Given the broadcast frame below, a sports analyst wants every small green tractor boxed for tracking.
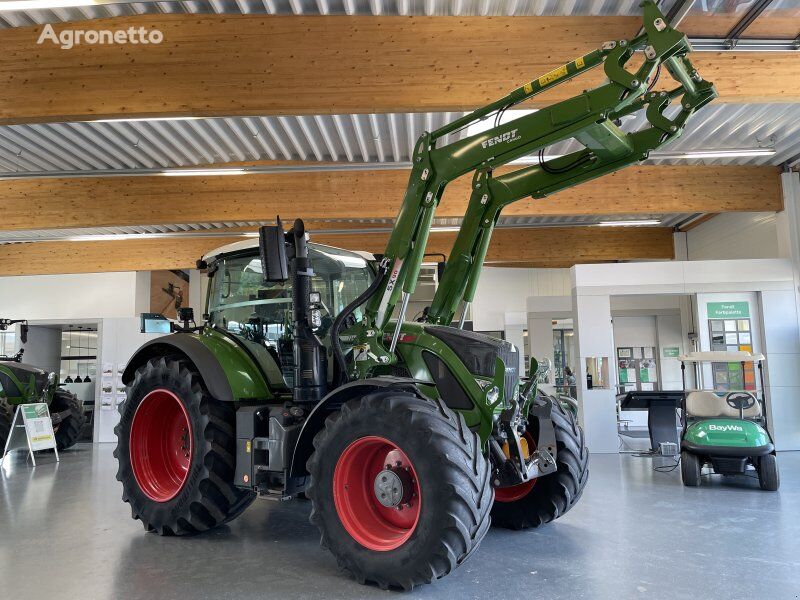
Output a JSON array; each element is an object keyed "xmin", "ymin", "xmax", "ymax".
[
  {"xmin": 114, "ymin": 2, "xmax": 716, "ymax": 589},
  {"xmin": 0, "ymin": 319, "xmax": 87, "ymax": 453}
]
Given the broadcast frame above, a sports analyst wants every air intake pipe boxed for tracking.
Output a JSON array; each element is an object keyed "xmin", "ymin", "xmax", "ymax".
[{"xmin": 289, "ymin": 219, "xmax": 327, "ymax": 404}]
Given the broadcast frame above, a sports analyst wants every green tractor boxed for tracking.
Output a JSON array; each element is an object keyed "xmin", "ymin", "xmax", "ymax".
[
  {"xmin": 114, "ymin": 2, "xmax": 716, "ymax": 589},
  {"xmin": 679, "ymin": 351, "xmax": 779, "ymax": 491},
  {"xmin": 0, "ymin": 319, "xmax": 87, "ymax": 453}
]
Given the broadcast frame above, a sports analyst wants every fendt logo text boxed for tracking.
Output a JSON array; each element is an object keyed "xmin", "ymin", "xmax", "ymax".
[
  {"xmin": 37, "ymin": 23, "xmax": 164, "ymax": 50},
  {"xmin": 481, "ymin": 129, "xmax": 521, "ymax": 149}
]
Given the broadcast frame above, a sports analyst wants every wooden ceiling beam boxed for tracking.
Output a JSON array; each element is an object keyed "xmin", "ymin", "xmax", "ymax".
[
  {"xmin": 0, "ymin": 165, "xmax": 781, "ymax": 232},
  {"xmin": 0, "ymin": 226, "xmax": 675, "ymax": 276},
  {"xmin": 1, "ymin": 15, "xmax": 798, "ymax": 125}
]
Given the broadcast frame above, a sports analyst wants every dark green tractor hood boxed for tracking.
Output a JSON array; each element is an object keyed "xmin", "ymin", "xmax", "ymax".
[{"xmin": 0, "ymin": 360, "xmax": 52, "ymax": 403}]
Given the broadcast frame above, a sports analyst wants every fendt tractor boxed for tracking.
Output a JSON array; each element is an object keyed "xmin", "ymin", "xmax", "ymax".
[
  {"xmin": 1, "ymin": 319, "xmax": 86, "ymax": 452},
  {"xmin": 114, "ymin": 2, "xmax": 716, "ymax": 589}
]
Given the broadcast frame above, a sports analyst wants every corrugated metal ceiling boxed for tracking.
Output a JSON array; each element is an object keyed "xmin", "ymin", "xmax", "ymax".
[
  {"xmin": 0, "ymin": 103, "xmax": 796, "ymax": 175},
  {"xmin": 0, "ymin": 213, "xmax": 693, "ymax": 244},
  {"xmin": 1, "ymin": 0, "xmax": 798, "ymax": 26}
]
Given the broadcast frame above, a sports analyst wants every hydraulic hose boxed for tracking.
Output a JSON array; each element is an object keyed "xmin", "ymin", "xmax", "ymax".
[{"xmin": 331, "ymin": 261, "xmax": 389, "ymax": 385}]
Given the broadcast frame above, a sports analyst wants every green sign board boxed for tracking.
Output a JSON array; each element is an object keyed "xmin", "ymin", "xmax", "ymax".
[
  {"xmin": 662, "ymin": 346, "xmax": 680, "ymax": 358},
  {"xmin": 707, "ymin": 301, "xmax": 750, "ymax": 319}
]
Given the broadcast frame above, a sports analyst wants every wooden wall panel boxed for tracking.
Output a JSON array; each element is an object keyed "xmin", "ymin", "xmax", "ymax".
[
  {"xmin": 0, "ymin": 166, "xmax": 781, "ymax": 231},
  {"xmin": 0, "ymin": 226, "xmax": 674, "ymax": 276},
  {"xmin": 1, "ymin": 16, "xmax": 797, "ymax": 124}
]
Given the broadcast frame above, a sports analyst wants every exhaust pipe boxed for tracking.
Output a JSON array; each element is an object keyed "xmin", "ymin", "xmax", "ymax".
[{"xmin": 289, "ymin": 219, "xmax": 327, "ymax": 405}]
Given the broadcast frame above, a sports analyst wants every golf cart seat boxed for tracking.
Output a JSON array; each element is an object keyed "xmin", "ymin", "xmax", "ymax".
[{"xmin": 686, "ymin": 390, "xmax": 762, "ymax": 419}]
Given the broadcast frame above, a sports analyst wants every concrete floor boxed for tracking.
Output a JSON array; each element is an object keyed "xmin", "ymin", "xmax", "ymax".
[{"xmin": 1, "ymin": 445, "xmax": 799, "ymax": 600}]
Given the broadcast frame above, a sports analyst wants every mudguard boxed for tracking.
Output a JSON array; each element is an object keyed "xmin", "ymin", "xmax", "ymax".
[
  {"xmin": 288, "ymin": 376, "xmax": 425, "ymax": 478},
  {"xmin": 122, "ymin": 331, "xmax": 272, "ymax": 402}
]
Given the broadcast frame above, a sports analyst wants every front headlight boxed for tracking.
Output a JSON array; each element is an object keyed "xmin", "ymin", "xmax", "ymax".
[{"xmin": 486, "ymin": 386, "xmax": 500, "ymax": 404}]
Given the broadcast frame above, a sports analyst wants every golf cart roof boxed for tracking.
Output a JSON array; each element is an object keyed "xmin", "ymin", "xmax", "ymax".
[
  {"xmin": 201, "ymin": 238, "xmax": 376, "ymax": 263},
  {"xmin": 678, "ymin": 350, "xmax": 765, "ymax": 363}
]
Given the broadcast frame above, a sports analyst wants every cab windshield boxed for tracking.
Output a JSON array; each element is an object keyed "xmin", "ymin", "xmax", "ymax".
[{"xmin": 207, "ymin": 244, "xmax": 374, "ymax": 347}]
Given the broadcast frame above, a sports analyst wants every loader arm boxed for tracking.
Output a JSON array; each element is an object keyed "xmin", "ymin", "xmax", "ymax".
[{"xmin": 339, "ymin": 0, "xmax": 717, "ymax": 379}]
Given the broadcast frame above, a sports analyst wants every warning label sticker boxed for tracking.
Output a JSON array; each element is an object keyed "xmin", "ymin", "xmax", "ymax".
[{"xmin": 538, "ymin": 65, "xmax": 569, "ymax": 87}]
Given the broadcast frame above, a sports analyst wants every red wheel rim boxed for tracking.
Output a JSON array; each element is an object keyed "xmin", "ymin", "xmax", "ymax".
[
  {"xmin": 494, "ymin": 432, "xmax": 537, "ymax": 503},
  {"xmin": 129, "ymin": 389, "xmax": 192, "ymax": 503},
  {"xmin": 333, "ymin": 436, "xmax": 422, "ymax": 552}
]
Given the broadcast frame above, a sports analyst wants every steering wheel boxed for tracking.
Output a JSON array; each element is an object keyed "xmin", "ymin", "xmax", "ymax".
[{"xmin": 726, "ymin": 392, "xmax": 756, "ymax": 412}]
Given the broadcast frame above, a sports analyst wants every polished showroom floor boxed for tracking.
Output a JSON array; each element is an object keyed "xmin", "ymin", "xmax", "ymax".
[{"xmin": 1, "ymin": 444, "xmax": 798, "ymax": 600}]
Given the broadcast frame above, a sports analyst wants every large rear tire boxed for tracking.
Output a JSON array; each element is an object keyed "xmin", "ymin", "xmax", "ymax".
[
  {"xmin": 0, "ymin": 397, "xmax": 12, "ymax": 453},
  {"xmin": 758, "ymin": 453, "xmax": 779, "ymax": 491},
  {"xmin": 51, "ymin": 389, "xmax": 86, "ymax": 450},
  {"xmin": 681, "ymin": 451, "xmax": 701, "ymax": 487},
  {"xmin": 114, "ymin": 356, "xmax": 255, "ymax": 535},
  {"xmin": 491, "ymin": 398, "xmax": 589, "ymax": 529},
  {"xmin": 307, "ymin": 390, "xmax": 492, "ymax": 590}
]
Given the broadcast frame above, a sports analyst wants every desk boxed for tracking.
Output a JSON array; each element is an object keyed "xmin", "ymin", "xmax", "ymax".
[{"xmin": 618, "ymin": 391, "xmax": 684, "ymax": 451}]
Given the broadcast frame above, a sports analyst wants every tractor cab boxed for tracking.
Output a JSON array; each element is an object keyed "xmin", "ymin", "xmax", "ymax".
[
  {"xmin": 678, "ymin": 351, "xmax": 778, "ymax": 490},
  {"xmin": 201, "ymin": 237, "xmax": 375, "ymax": 391}
]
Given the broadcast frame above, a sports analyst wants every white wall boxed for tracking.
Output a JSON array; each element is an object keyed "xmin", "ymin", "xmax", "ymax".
[
  {"xmin": 20, "ymin": 326, "xmax": 62, "ymax": 376},
  {"xmin": 0, "ymin": 272, "xmax": 145, "ymax": 319},
  {"xmin": 95, "ymin": 318, "xmax": 167, "ymax": 443},
  {"xmin": 472, "ymin": 267, "xmax": 570, "ymax": 331},
  {"xmin": 685, "ymin": 212, "xmax": 780, "ymax": 261}
]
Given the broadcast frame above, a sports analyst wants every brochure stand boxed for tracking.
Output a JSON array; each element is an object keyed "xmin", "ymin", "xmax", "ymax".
[{"xmin": 1, "ymin": 403, "xmax": 59, "ymax": 467}]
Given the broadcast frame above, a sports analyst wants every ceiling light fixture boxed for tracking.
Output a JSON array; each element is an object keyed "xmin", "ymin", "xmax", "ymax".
[
  {"xmin": 650, "ymin": 148, "xmax": 776, "ymax": 160},
  {"xmin": 0, "ymin": 0, "xmax": 97, "ymax": 10},
  {"xmin": 161, "ymin": 168, "xmax": 247, "ymax": 177},
  {"xmin": 597, "ymin": 220, "xmax": 662, "ymax": 227}
]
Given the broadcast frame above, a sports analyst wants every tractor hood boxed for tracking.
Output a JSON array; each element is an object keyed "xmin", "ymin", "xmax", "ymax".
[{"xmin": 0, "ymin": 361, "xmax": 52, "ymax": 400}]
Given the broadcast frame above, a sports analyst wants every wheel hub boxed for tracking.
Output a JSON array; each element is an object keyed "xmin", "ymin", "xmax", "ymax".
[{"xmin": 373, "ymin": 467, "xmax": 412, "ymax": 508}]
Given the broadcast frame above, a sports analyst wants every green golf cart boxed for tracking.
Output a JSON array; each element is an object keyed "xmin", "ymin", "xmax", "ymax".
[{"xmin": 679, "ymin": 351, "xmax": 778, "ymax": 491}]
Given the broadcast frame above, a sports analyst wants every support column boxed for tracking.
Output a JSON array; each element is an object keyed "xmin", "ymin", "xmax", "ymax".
[
  {"xmin": 572, "ymin": 291, "xmax": 619, "ymax": 453},
  {"xmin": 528, "ymin": 316, "xmax": 555, "ymax": 384},
  {"xmin": 503, "ymin": 311, "xmax": 527, "ymax": 375}
]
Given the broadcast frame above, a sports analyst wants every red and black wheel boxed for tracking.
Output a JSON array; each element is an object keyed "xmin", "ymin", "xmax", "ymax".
[
  {"xmin": 491, "ymin": 398, "xmax": 589, "ymax": 529},
  {"xmin": 493, "ymin": 432, "xmax": 537, "ymax": 504},
  {"xmin": 114, "ymin": 356, "xmax": 255, "ymax": 535},
  {"xmin": 307, "ymin": 389, "xmax": 492, "ymax": 590}
]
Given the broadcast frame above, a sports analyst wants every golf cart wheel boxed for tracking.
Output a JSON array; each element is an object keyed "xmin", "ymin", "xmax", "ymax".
[
  {"xmin": 681, "ymin": 451, "xmax": 701, "ymax": 487},
  {"xmin": 51, "ymin": 389, "xmax": 86, "ymax": 450},
  {"xmin": 307, "ymin": 390, "xmax": 492, "ymax": 591},
  {"xmin": 758, "ymin": 454, "xmax": 779, "ymax": 491},
  {"xmin": 491, "ymin": 398, "xmax": 589, "ymax": 530},
  {"xmin": 114, "ymin": 356, "xmax": 255, "ymax": 535},
  {"xmin": 0, "ymin": 397, "xmax": 12, "ymax": 453}
]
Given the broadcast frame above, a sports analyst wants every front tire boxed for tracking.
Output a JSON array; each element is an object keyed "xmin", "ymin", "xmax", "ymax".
[
  {"xmin": 114, "ymin": 356, "xmax": 255, "ymax": 535},
  {"xmin": 758, "ymin": 453, "xmax": 779, "ymax": 491},
  {"xmin": 681, "ymin": 451, "xmax": 701, "ymax": 487},
  {"xmin": 307, "ymin": 390, "xmax": 492, "ymax": 590},
  {"xmin": 491, "ymin": 398, "xmax": 589, "ymax": 529},
  {"xmin": 51, "ymin": 389, "xmax": 86, "ymax": 450}
]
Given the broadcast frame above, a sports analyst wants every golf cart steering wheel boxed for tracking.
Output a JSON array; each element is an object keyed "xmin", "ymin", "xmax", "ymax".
[{"xmin": 726, "ymin": 392, "xmax": 756, "ymax": 411}]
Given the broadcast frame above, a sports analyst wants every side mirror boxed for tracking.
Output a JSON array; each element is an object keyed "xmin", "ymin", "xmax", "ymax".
[
  {"xmin": 20, "ymin": 324, "xmax": 28, "ymax": 344},
  {"xmin": 140, "ymin": 313, "xmax": 171, "ymax": 334},
  {"xmin": 259, "ymin": 218, "xmax": 289, "ymax": 283}
]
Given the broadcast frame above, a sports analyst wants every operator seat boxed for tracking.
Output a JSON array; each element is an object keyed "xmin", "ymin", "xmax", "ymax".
[{"xmin": 686, "ymin": 390, "xmax": 762, "ymax": 419}]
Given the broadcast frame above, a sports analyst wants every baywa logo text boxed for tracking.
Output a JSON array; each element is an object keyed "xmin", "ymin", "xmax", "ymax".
[
  {"xmin": 37, "ymin": 23, "xmax": 164, "ymax": 50},
  {"xmin": 708, "ymin": 424, "xmax": 744, "ymax": 432},
  {"xmin": 481, "ymin": 128, "xmax": 521, "ymax": 149}
]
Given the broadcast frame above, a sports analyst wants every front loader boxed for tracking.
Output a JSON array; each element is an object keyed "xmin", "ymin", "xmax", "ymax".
[{"xmin": 114, "ymin": 2, "xmax": 716, "ymax": 590}]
